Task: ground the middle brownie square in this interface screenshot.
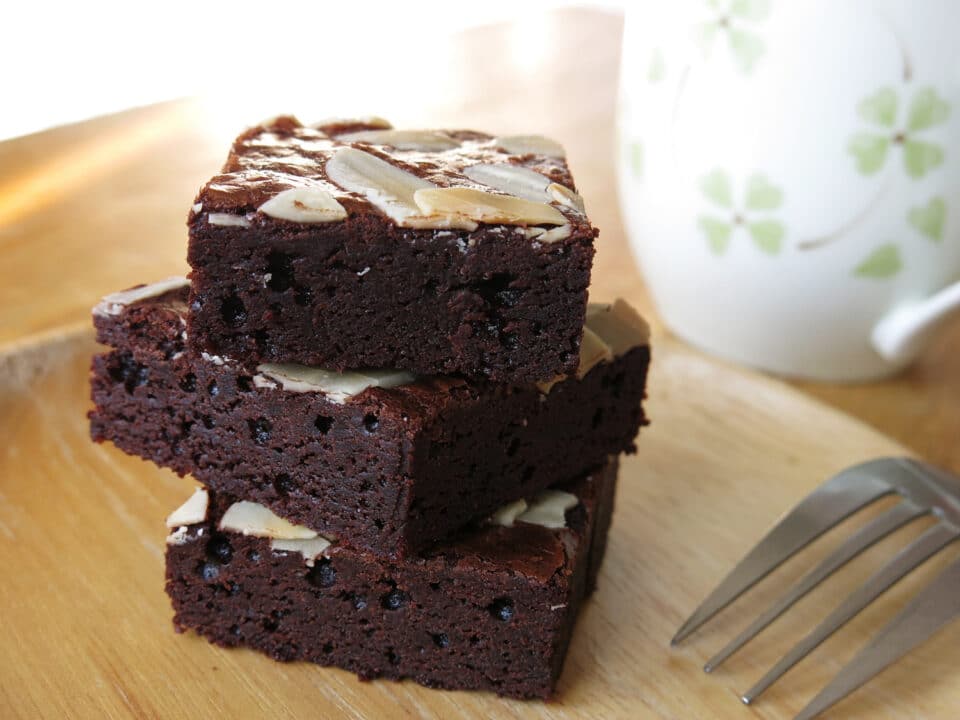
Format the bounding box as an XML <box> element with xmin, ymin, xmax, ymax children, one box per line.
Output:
<box><xmin>89</xmin><ymin>281</ymin><xmax>649</xmax><ymax>559</ymax></box>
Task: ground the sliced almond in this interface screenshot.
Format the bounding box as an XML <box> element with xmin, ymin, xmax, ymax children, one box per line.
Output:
<box><xmin>208</xmin><ymin>212</ymin><xmax>251</xmax><ymax>228</ymax></box>
<box><xmin>338</xmin><ymin>129</ymin><xmax>459</xmax><ymax>152</ymax></box>
<box><xmin>165</xmin><ymin>527</ymin><xmax>191</xmax><ymax>545</ymax></box>
<box><xmin>326</xmin><ymin>147</ymin><xmax>432</xmax><ymax>224</ymax></box>
<box><xmin>577</xmin><ymin>326</ymin><xmax>614</xmax><ymax>378</ymax></box>
<box><xmin>516</xmin><ymin>490</ymin><xmax>579</xmax><ymax>529</ymax></box>
<box><xmin>495</xmin><ymin>134</ymin><xmax>566</xmax><ymax>158</ymax></box>
<box><xmin>258</xmin><ymin>187</ymin><xmax>347</xmax><ymax>223</ymax></box>
<box><xmin>360</xmin><ymin>368</ymin><xmax>418</xmax><ymax>388</ymax></box>
<box><xmin>462</xmin><ymin>163</ymin><xmax>550</xmax><ymax>202</ymax></box>
<box><xmin>542</xmin><ymin>224</ymin><xmax>572</xmax><ymax>242</ymax></box>
<box><xmin>255</xmin><ymin>363</ymin><xmax>416</xmax><ymax>403</ymax></box>
<box><xmin>414</xmin><ymin>187</ymin><xmax>566</xmax><ymax>226</ymax></box>
<box><xmin>252</xmin><ymin>374</ymin><xmax>279</xmax><ymax>390</ymax></box>
<box><xmin>586</xmin><ymin>299</ymin><xmax>651</xmax><ymax>356</ymax></box>
<box><xmin>220</xmin><ymin>501</ymin><xmax>318</xmax><ymax>540</ymax></box>
<box><xmin>547</xmin><ymin>183</ymin><xmax>586</xmax><ymax>214</ymax></box>
<box><xmin>326</xmin><ymin>148</ymin><xmax>476</xmax><ymax>230</ymax></box>
<box><xmin>402</xmin><ymin>213</ymin><xmax>479</xmax><ymax>231</ymax></box>
<box><xmin>165</xmin><ymin>488</ymin><xmax>209</xmax><ymax>528</ymax></box>
<box><xmin>94</xmin><ymin>276</ymin><xmax>190</xmax><ymax>317</ymax></box>
<box><xmin>523</xmin><ymin>224</ymin><xmax>571</xmax><ymax>243</ymax></box>
<box><xmin>270</xmin><ymin>536</ymin><xmax>332</xmax><ymax>566</ymax></box>
<box><xmin>490</xmin><ymin>499</ymin><xmax>529</xmax><ymax>527</ymax></box>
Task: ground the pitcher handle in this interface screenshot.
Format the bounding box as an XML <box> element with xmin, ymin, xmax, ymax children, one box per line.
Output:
<box><xmin>872</xmin><ymin>281</ymin><xmax>960</xmax><ymax>363</ymax></box>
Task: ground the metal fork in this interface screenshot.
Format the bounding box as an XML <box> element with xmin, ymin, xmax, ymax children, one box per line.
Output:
<box><xmin>672</xmin><ymin>457</ymin><xmax>960</xmax><ymax>719</ymax></box>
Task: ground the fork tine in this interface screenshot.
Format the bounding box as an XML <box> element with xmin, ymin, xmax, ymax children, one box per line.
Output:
<box><xmin>703</xmin><ymin>501</ymin><xmax>925</xmax><ymax>672</ymax></box>
<box><xmin>795</xmin><ymin>552</ymin><xmax>960</xmax><ymax>720</ymax></box>
<box><xmin>673</xmin><ymin>464</ymin><xmax>893</xmax><ymax>645</ymax></box>
<box><xmin>742</xmin><ymin>523</ymin><xmax>958</xmax><ymax>705</ymax></box>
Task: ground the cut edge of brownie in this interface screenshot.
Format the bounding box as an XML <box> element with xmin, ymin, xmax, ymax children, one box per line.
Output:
<box><xmin>89</xmin><ymin>280</ymin><xmax>650</xmax><ymax>559</ymax></box>
<box><xmin>185</xmin><ymin>116</ymin><xmax>598</xmax><ymax>382</ymax></box>
<box><xmin>164</xmin><ymin>458</ymin><xmax>619</xmax><ymax>699</ymax></box>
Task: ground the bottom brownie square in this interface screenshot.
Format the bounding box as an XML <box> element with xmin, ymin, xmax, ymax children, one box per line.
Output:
<box><xmin>165</xmin><ymin>459</ymin><xmax>618</xmax><ymax>699</ymax></box>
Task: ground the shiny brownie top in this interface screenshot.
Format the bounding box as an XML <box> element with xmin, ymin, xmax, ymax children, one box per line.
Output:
<box><xmin>190</xmin><ymin>116</ymin><xmax>593</xmax><ymax>243</ymax></box>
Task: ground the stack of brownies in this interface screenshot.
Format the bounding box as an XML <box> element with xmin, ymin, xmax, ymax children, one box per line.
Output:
<box><xmin>89</xmin><ymin>117</ymin><xmax>651</xmax><ymax>698</ymax></box>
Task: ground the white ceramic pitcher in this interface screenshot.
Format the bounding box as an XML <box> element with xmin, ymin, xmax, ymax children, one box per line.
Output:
<box><xmin>617</xmin><ymin>0</ymin><xmax>960</xmax><ymax>381</ymax></box>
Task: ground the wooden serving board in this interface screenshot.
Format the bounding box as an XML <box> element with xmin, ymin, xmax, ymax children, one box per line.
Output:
<box><xmin>2</xmin><ymin>328</ymin><xmax>957</xmax><ymax>719</ymax></box>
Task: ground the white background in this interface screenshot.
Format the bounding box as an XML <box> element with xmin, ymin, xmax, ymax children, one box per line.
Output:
<box><xmin>1</xmin><ymin>0</ymin><xmax>622</xmax><ymax>141</ymax></box>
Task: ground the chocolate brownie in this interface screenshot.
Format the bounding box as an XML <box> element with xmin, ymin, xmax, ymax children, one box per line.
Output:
<box><xmin>165</xmin><ymin>458</ymin><xmax>618</xmax><ymax>699</ymax></box>
<box><xmin>186</xmin><ymin>116</ymin><xmax>596</xmax><ymax>383</ymax></box>
<box><xmin>89</xmin><ymin>280</ymin><xmax>650</xmax><ymax>559</ymax></box>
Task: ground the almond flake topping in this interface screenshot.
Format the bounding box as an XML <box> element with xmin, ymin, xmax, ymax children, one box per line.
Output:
<box><xmin>259</xmin><ymin>187</ymin><xmax>347</xmax><ymax>223</ymax></box>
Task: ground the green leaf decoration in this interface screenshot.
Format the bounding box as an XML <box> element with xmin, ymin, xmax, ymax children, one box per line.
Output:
<box><xmin>698</xmin><ymin>216</ymin><xmax>733</xmax><ymax>255</ymax></box>
<box><xmin>729</xmin><ymin>29</ymin><xmax>766</xmax><ymax>73</ymax></box>
<box><xmin>907</xmin><ymin>87</ymin><xmax>950</xmax><ymax>132</ymax></box>
<box><xmin>630</xmin><ymin>142</ymin><xmax>643</xmax><ymax>179</ymax></box>
<box><xmin>700</xmin><ymin>169</ymin><xmax>733</xmax><ymax>208</ymax></box>
<box><xmin>848</xmin><ymin>133</ymin><xmax>890</xmax><ymax>175</ymax></box>
<box><xmin>747</xmin><ymin>220</ymin><xmax>784</xmax><ymax>254</ymax></box>
<box><xmin>854</xmin><ymin>244</ymin><xmax>902</xmax><ymax>279</ymax></box>
<box><xmin>693</xmin><ymin>22</ymin><xmax>719</xmax><ymax>55</ymax></box>
<box><xmin>857</xmin><ymin>87</ymin><xmax>898</xmax><ymax>127</ymax></box>
<box><xmin>731</xmin><ymin>0</ymin><xmax>771</xmax><ymax>21</ymax></box>
<box><xmin>908</xmin><ymin>196</ymin><xmax>946</xmax><ymax>241</ymax></box>
<box><xmin>648</xmin><ymin>49</ymin><xmax>666</xmax><ymax>83</ymax></box>
<box><xmin>745</xmin><ymin>174</ymin><xmax>783</xmax><ymax>210</ymax></box>
<box><xmin>903</xmin><ymin>140</ymin><xmax>945</xmax><ymax>178</ymax></box>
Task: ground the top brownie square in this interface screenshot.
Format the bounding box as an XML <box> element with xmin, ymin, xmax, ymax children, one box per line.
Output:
<box><xmin>186</xmin><ymin>116</ymin><xmax>596</xmax><ymax>383</ymax></box>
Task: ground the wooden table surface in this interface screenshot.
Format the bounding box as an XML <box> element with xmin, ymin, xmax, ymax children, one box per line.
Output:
<box><xmin>9</xmin><ymin>316</ymin><xmax>960</xmax><ymax>720</ymax></box>
<box><xmin>1</xmin><ymin>8</ymin><xmax>956</xmax><ymax>473</ymax></box>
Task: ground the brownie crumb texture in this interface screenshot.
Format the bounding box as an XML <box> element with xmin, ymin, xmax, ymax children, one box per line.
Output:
<box><xmin>88</xmin><ymin>116</ymin><xmax>650</xmax><ymax>700</ymax></box>
<box><xmin>89</xmin><ymin>281</ymin><xmax>649</xmax><ymax>558</ymax></box>
<box><xmin>164</xmin><ymin>461</ymin><xmax>618</xmax><ymax>699</ymax></box>
<box><xmin>186</xmin><ymin>117</ymin><xmax>599</xmax><ymax>382</ymax></box>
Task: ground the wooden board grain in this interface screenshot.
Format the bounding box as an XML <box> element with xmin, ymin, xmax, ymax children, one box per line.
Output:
<box><xmin>2</xmin><ymin>330</ymin><xmax>958</xmax><ymax>719</ymax></box>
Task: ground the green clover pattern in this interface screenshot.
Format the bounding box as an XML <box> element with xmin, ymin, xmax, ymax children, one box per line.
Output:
<box><xmin>851</xmin><ymin>194</ymin><xmax>948</xmax><ymax>279</ymax></box>
<box><xmin>853</xmin><ymin>244</ymin><xmax>902</xmax><ymax>279</ymax></box>
<box><xmin>648</xmin><ymin>49</ymin><xmax>666</xmax><ymax>83</ymax></box>
<box><xmin>695</xmin><ymin>0</ymin><xmax>771</xmax><ymax>74</ymax></box>
<box><xmin>908</xmin><ymin>196</ymin><xmax>946</xmax><ymax>242</ymax></box>
<box><xmin>849</xmin><ymin>87</ymin><xmax>951</xmax><ymax>179</ymax></box>
<box><xmin>630</xmin><ymin>142</ymin><xmax>643</xmax><ymax>179</ymax></box>
<box><xmin>697</xmin><ymin>169</ymin><xmax>785</xmax><ymax>255</ymax></box>
<box><xmin>669</xmin><ymin>9</ymin><xmax>950</xmax><ymax>280</ymax></box>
